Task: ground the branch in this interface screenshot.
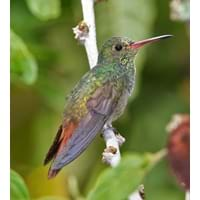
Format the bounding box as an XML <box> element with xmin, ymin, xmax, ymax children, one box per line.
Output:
<box><xmin>129</xmin><ymin>185</ymin><xmax>145</xmax><ymax>200</ymax></box>
<box><xmin>102</xmin><ymin>125</ymin><xmax>125</xmax><ymax>167</ymax></box>
<box><xmin>73</xmin><ymin>0</ymin><xmax>125</xmax><ymax>167</ymax></box>
<box><xmin>185</xmin><ymin>191</ymin><xmax>190</xmax><ymax>200</ymax></box>
<box><xmin>73</xmin><ymin>0</ymin><xmax>98</xmax><ymax>68</ymax></box>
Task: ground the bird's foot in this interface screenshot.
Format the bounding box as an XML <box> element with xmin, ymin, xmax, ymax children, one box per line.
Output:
<box><xmin>115</xmin><ymin>134</ymin><xmax>126</xmax><ymax>146</ymax></box>
<box><xmin>101</xmin><ymin>124</ymin><xmax>125</xmax><ymax>146</ymax></box>
<box><xmin>101</xmin><ymin>124</ymin><xmax>126</xmax><ymax>166</ymax></box>
<box><xmin>102</xmin><ymin>146</ymin><xmax>118</xmax><ymax>165</ymax></box>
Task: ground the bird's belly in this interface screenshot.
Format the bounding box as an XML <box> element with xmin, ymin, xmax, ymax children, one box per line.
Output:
<box><xmin>110</xmin><ymin>89</ymin><xmax>129</xmax><ymax>122</ymax></box>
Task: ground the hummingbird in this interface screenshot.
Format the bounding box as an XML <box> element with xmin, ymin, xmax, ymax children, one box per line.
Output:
<box><xmin>44</xmin><ymin>35</ymin><xmax>172</xmax><ymax>178</ymax></box>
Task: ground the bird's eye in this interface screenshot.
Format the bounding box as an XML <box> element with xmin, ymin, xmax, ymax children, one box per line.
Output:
<box><xmin>115</xmin><ymin>44</ymin><xmax>123</xmax><ymax>51</ymax></box>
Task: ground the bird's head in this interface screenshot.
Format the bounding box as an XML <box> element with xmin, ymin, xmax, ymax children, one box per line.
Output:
<box><xmin>98</xmin><ymin>35</ymin><xmax>172</xmax><ymax>65</ymax></box>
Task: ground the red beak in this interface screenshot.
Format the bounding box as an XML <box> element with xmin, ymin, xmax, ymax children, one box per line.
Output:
<box><xmin>130</xmin><ymin>35</ymin><xmax>173</xmax><ymax>49</ymax></box>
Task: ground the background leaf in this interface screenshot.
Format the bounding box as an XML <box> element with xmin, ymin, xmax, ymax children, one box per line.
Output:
<box><xmin>36</xmin><ymin>197</ymin><xmax>68</xmax><ymax>200</ymax></box>
<box><xmin>26</xmin><ymin>0</ymin><xmax>61</xmax><ymax>21</ymax></box>
<box><xmin>10</xmin><ymin>30</ymin><xmax>38</xmax><ymax>85</ymax></box>
<box><xmin>10</xmin><ymin>170</ymin><xmax>30</xmax><ymax>200</ymax></box>
<box><xmin>87</xmin><ymin>153</ymin><xmax>154</xmax><ymax>200</ymax></box>
<box><xmin>25</xmin><ymin>166</ymin><xmax>70</xmax><ymax>199</ymax></box>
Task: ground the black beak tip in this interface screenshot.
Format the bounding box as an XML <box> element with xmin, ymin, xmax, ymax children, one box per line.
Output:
<box><xmin>161</xmin><ymin>34</ymin><xmax>174</xmax><ymax>39</ymax></box>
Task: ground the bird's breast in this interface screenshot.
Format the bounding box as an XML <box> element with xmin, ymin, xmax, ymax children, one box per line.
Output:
<box><xmin>110</xmin><ymin>88</ymin><xmax>129</xmax><ymax>122</ymax></box>
<box><xmin>110</xmin><ymin>72</ymin><xmax>135</xmax><ymax>122</ymax></box>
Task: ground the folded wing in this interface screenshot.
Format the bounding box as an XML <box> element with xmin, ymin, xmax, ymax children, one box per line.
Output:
<box><xmin>45</xmin><ymin>82</ymin><xmax>119</xmax><ymax>178</ymax></box>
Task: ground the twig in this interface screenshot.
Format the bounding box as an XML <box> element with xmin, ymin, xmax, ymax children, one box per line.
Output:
<box><xmin>150</xmin><ymin>148</ymin><xmax>167</xmax><ymax>166</ymax></box>
<box><xmin>185</xmin><ymin>191</ymin><xmax>190</xmax><ymax>200</ymax></box>
<box><xmin>68</xmin><ymin>175</ymin><xmax>85</xmax><ymax>200</ymax></box>
<box><xmin>73</xmin><ymin>0</ymin><xmax>124</xmax><ymax>167</ymax></box>
<box><xmin>129</xmin><ymin>185</ymin><xmax>145</xmax><ymax>200</ymax></box>
<box><xmin>102</xmin><ymin>125</ymin><xmax>125</xmax><ymax>167</ymax></box>
<box><xmin>73</xmin><ymin>0</ymin><xmax>98</xmax><ymax>68</ymax></box>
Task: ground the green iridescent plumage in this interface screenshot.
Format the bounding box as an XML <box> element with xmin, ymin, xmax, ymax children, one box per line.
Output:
<box><xmin>64</xmin><ymin>37</ymin><xmax>136</xmax><ymax>121</ymax></box>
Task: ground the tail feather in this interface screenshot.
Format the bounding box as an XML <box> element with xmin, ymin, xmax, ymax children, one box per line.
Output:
<box><xmin>44</xmin><ymin>125</ymin><xmax>63</xmax><ymax>165</ymax></box>
<box><xmin>48</xmin><ymin>168</ymin><xmax>61</xmax><ymax>179</ymax></box>
<box><xmin>44</xmin><ymin>121</ymin><xmax>78</xmax><ymax>178</ymax></box>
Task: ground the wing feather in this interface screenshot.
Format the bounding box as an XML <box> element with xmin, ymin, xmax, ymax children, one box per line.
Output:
<box><xmin>48</xmin><ymin>82</ymin><xmax>119</xmax><ymax>178</ymax></box>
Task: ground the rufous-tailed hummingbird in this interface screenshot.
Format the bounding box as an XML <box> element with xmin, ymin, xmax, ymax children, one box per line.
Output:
<box><xmin>44</xmin><ymin>35</ymin><xmax>172</xmax><ymax>178</ymax></box>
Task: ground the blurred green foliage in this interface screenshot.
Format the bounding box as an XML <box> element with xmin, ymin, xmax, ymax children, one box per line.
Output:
<box><xmin>11</xmin><ymin>30</ymin><xmax>38</xmax><ymax>85</ymax></box>
<box><xmin>87</xmin><ymin>153</ymin><xmax>155</xmax><ymax>200</ymax></box>
<box><xmin>10</xmin><ymin>170</ymin><xmax>30</xmax><ymax>200</ymax></box>
<box><xmin>26</xmin><ymin>0</ymin><xmax>61</xmax><ymax>20</ymax></box>
<box><xmin>11</xmin><ymin>0</ymin><xmax>189</xmax><ymax>199</ymax></box>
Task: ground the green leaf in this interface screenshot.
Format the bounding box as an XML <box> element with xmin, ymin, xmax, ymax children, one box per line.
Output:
<box><xmin>26</xmin><ymin>0</ymin><xmax>61</xmax><ymax>21</ymax></box>
<box><xmin>11</xmin><ymin>30</ymin><xmax>38</xmax><ymax>85</ymax></box>
<box><xmin>36</xmin><ymin>197</ymin><xmax>68</xmax><ymax>200</ymax></box>
<box><xmin>10</xmin><ymin>170</ymin><xmax>30</xmax><ymax>200</ymax></box>
<box><xmin>87</xmin><ymin>153</ymin><xmax>155</xmax><ymax>200</ymax></box>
